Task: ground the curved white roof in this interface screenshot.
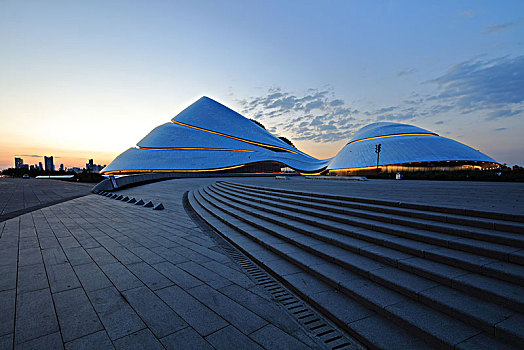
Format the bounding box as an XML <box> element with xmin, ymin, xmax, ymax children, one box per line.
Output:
<box><xmin>349</xmin><ymin>122</ymin><xmax>437</xmax><ymax>143</ymax></box>
<box><xmin>171</xmin><ymin>97</ymin><xmax>304</xmax><ymax>154</ymax></box>
<box><xmin>103</xmin><ymin>147</ymin><xmax>328</xmax><ymax>173</ymax></box>
<box><xmin>102</xmin><ymin>97</ymin><xmax>328</xmax><ymax>174</ymax></box>
<box><xmin>328</xmin><ymin>122</ymin><xmax>497</xmax><ymax>170</ymax></box>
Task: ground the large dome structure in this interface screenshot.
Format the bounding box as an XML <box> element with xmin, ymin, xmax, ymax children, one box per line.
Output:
<box><xmin>101</xmin><ymin>97</ymin><xmax>329</xmax><ymax>175</ymax></box>
<box><xmin>102</xmin><ymin>98</ymin><xmax>499</xmax><ymax>177</ymax></box>
<box><xmin>327</xmin><ymin>122</ymin><xmax>499</xmax><ymax>175</ymax></box>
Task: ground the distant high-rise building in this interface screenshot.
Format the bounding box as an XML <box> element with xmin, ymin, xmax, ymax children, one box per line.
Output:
<box><xmin>30</xmin><ymin>165</ymin><xmax>35</xmax><ymax>170</ymax></box>
<box><xmin>44</xmin><ymin>156</ymin><xmax>54</xmax><ymax>171</ymax></box>
<box><xmin>59</xmin><ymin>164</ymin><xmax>64</xmax><ymax>171</ymax></box>
<box><xmin>15</xmin><ymin>157</ymin><xmax>23</xmax><ymax>169</ymax></box>
<box><xmin>86</xmin><ymin>159</ymin><xmax>104</xmax><ymax>173</ymax></box>
<box><xmin>38</xmin><ymin>162</ymin><xmax>43</xmax><ymax>170</ymax></box>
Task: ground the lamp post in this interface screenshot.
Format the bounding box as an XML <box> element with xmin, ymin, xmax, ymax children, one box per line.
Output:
<box><xmin>375</xmin><ymin>144</ymin><xmax>381</xmax><ymax>174</ymax></box>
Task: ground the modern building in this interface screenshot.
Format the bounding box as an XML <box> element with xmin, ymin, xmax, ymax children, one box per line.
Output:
<box><xmin>328</xmin><ymin>122</ymin><xmax>499</xmax><ymax>175</ymax></box>
<box><xmin>38</xmin><ymin>162</ymin><xmax>43</xmax><ymax>171</ymax></box>
<box><xmin>44</xmin><ymin>156</ymin><xmax>54</xmax><ymax>172</ymax></box>
<box><xmin>86</xmin><ymin>159</ymin><xmax>105</xmax><ymax>173</ymax></box>
<box><xmin>101</xmin><ymin>97</ymin><xmax>499</xmax><ymax>176</ymax></box>
<box><xmin>14</xmin><ymin>157</ymin><xmax>23</xmax><ymax>169</ymax></box>
<box><xmin>101</xmin><ymin>97</ymin><xmax>329</xmax><ymax>175</ymax></box>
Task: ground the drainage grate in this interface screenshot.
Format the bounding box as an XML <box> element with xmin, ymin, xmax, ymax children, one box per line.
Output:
<box><xmin>183</xmin><ymin>192</ymin><xmax>364</xmax><ymax>350</ymax></box>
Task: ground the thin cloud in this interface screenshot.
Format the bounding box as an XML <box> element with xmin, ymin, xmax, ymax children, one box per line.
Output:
<box><xmin>461</xmin><ymin>9</ymin><xmax>478</xmax><ymax>18</ymax></box>
<box><xmin>427</xmin><ymin>56</ymin><xmax>524</xmax><ymax>116</ymax></box>
<box><xmin>483</xmin><ymin>22</ymin><xmax>516</xmax><ymax>35</ymax></box>
<box><xmin>237</xmin><ymin>56</ymin><xmax>523</xmax><ymax>144</ymax></box>
<box><xmin>397</xmin><ymin>68</ymin><xmax>417</xmax><ymax>77</ymax></box>
<box><xmin>239</xmin><ymin>87</ymin><xmax>363</xmax><ymax>143</ymax></box>
<box><xmin>15</xmin><ymin>154</ymin><xmax>42</xmax><ymax>158</ymax></box>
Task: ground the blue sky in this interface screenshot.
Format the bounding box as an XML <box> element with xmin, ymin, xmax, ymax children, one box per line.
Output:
<box><xmin>0</xmin><ymin>0</ymin><xmax>522</xmax><ymax>168</ymax></box>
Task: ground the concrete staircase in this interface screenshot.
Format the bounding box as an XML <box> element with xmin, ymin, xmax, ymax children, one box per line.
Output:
<box><xmin>188</xmin><ymin>181</ymin><xmax>524</xmax><ymax>349</ymax></box>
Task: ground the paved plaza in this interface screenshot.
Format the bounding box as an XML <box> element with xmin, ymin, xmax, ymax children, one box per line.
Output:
<box><xmin>0</xmin><ymin>178</ymin><xmax>92</xmax><ymax>221</ymax></box>
<box><xmin>0</xmin><ymin>178</ymin><xmax>324</xmax><ymax>350</ymax></box>
<box><xmin>231</xmin><ymin>177</ymin><xmax>524</xmax><ymax>215</ymax></box>
<box><xmin>1</xmin><ymin>177</ymin><xmax>523</xmax><ymax>349</ymax></box>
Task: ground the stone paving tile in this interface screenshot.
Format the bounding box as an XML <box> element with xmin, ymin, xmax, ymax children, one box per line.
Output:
<box><xmin>0</xmin><ymin>289</ymin><xmax>15</xmax><ymax>337</ymax></box>
<box><xmin>171</xmin><ymin>246</ymin><xmax>212</xmax><ymax>264</ymax></box>
<box><xmin>58</xmin><ymin>236</ymin><xmax>80</xmax><ymax>249</ymax></box>
<box><xmin>218</xmin><ymin>283</ymin><xmax>315</xmax><ymax>345</ymax></box>
<box><xmin>156</xmin><ymin>284</ymin><xmax>228</xmax><ymax>336</ymax></box>
<box><xmin>205</xmin><ymin>325</ymin><xmax>264</xmax><ymax>350</ymax></box>
<box><xmin>128</xmin><ymin>246</ymin><xmax>166</xmax><ymax>264</ymax></box>
<box><xmin>41</xmin><ymin>247</ymin><xmax>69</xmax><ymax>266</ymax></box>
<box><xmin>53</xmin><ymin>287</ymin><xmax>104</xmax><ymax>342</ymax></box>
<box><xmin>17</xmin><ymin>263</ymin><xmax>48</xmax><ymax>294</ymax></box>
<box><xmin>178</xmin><ymin>261</ymin><xmax>233</xmax><ymax>289</ymax></box>
<box><xmin>46</xmin><ymin>262</ymin><xmax>82</xmax><ymax>294</ymax></box>
<box><xmin>0</xmin><ymin>247</ymin><xmax>17</xmax><ymax>267</ymax></box>
<box><xmin>65</xmin><ymin>330</ymin><xmax>114</xmax><ymax>350</ymax></box>
<box><xmin>99</xmin><ymin>262</ymin><xmax>144</xmax><ymax>291</ymax></box>
<box><xmin>105</xmin><ymin>245</ymin><xmax>142</xmax><ymax>265</ymax></box>
<box><xmin>18</xmin><ymin>237</ymin><xmax>39</xmax><ymax>251</ymax></box>
<box><xmin>203</xmin><ymin>260</ymin><xmax>256</xmax><ymax>289</ymax></box>
<box><xmin>18</xmin><ymin>247</ymin><xmax>43</xmax><ymax>267</ymax></box>
<box><xmin>161</xmin><ymin>326</ymin><xmax>214</xmax><ymax>350</ymax></box>
<box><xmin>16</xmin><ymin>332</ymin><xmax>64</xmax><ymax>350</ymax></box>
<box><xmin>0</xmin><ymin>265</ymin><xmax>17</xmax><ymax>291</ymax></box>
<box><xmin>122</xmin><ymin>286</ymin><xmax>187</xmax><ymax>338</ymax></box>
<box><xmin>87</xmin><ymin>286</ymin><xmax>145</xmax><ymax>340</ymax></box>
<box><xmin>249</xmin><ymin>324</ymin><xmax>310</xmax><ymax>350</ymax></box>
<box><xmin>113</xmin><ymin>328</ymin><xmax>164</xmax><ymax>350</ymax></box>
<box><xmin>86</xmin><ymin>247</ymin><xmax>119</xmax><ymax>265</ymax></box>
<box><xmin>38</xmin><ymin>236</ymin><xmax>61</xmax><ymax>250</ymax></box>
<box><xmin>151</xmin><ymin>246</ymin><xmax>189</xmax><ymax>264</ymax></box>
<box><xmin>15</xmin><ymin>288</ymin><xmax>59</xmax><ymax>344</ymax></box>
<box><xmin>188</xmin><ymin>283</ymin><xmax>267</xmax><ymax>335</ymax></box>
<box><xmin>126</xmin><ymin>261</ymin><xmax>173</xmax><ymax>290</ymax></box>
<box><xmin>62</xmin><ymin>246</ymin><xmax>93</xmax><ymax>266</ymax></box>
<box><xmin>0</xmin><ymin>334</ymin><xmax>12</xmax><ymax>349</ymax></box>
<box><xmin>152</xmin><ymin>261</ymin><xmax>204</xmax><ymax>290</ymax></box>
<box><xmin>73</xmin><ymin>262</ymin><xmax>113</xmax><ymax>292</ymax></box>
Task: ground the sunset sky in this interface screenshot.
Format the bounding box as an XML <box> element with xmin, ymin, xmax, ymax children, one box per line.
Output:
<box><xmin>1</xmin><ymin>0</ymin><xmax>523</xmax><ymax>170</ymax></box>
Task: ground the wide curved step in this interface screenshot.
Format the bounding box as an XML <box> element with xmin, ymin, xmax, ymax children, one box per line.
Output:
<box><xmin>188</xmin><ymin>182</ymin><xmax>524</xmax><ymax>349</ymax></box>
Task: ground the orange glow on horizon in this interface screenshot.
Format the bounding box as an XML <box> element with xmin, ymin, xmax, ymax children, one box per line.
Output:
<box><xmin>0</xmin><ymin>143</ymin><xmax>118</xmax><ymax>170</ymax></box>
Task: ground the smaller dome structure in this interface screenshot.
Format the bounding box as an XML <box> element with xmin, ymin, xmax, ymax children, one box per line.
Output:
<box><xmin>328</xmin><ymin>122</ymin><xmax>499</xmax><ymax>175</ymax></box>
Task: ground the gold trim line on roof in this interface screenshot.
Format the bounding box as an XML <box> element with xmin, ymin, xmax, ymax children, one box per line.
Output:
<box><xmin>101</xmin><ymin>164</ymin><xmax>246</xmax><ymax>175</ymax></box>
<box><xmin>348</xmin><ymin>133</ymin><xmax>438</xmax><ymax>145</ymax></box>
<box><xmin>171</xmin><ymin>120</ymin><xmax>299</xmax><ymax>154</ymax></box>
<box><xmin>138</xmin><ymin>146</ymin><xmax>255</xmax><ymax>152</ymax></box>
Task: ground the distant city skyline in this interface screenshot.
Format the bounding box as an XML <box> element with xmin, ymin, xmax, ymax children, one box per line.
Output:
<box><xmin>0</xmin><ymin>0</ymin><xmax>522</xmax><ymax>169</ymax></box>
<box><xmin>10</xmin><ymin>155</ymin><xmax>105</xmax><ymax>173</ymax></box>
